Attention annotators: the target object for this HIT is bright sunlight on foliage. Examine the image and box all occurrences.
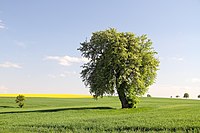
[79,28,159,108]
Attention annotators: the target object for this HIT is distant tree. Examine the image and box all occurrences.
[15,95,25,108]
[183,93,189,98]
[78,28,159,108]
[147,94,151,97]
[198,95,200,98]
[170,96,172,98]
[176,95,180,98]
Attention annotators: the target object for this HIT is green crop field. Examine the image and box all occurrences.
[0,96,200,133]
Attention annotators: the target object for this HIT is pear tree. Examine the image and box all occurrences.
[78,28,159,108]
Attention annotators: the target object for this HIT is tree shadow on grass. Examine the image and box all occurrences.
[0,105,16,108]
[0,106,115,114]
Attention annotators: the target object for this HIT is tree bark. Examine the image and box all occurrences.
[117,82,129,108]
[115,70,130,108]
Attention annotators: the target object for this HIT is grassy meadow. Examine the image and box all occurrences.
[0,96,200,132]
[0,94,92,98]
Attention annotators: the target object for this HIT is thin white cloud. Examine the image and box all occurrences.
[0,85,8,93]
[59,71,77,78]
[191,78,200,83]
[149,82,200,99]
[48,74,57,79]
[0,62,22,69]
[0,20,5,29]
[159,57,184,62]
[149,84,191,98]
[15,41,26,48]
[59,73,66,78]
[48,71,78,79]
[45,55,88,66]
[171,57,184,61]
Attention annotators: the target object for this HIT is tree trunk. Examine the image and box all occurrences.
[117,82,129,108]
[115,71,130,108]
[118,91,129,108]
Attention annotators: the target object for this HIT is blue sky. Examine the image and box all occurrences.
[0,1,200,98]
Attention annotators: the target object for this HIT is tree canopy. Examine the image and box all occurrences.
[78,28,159,108]
[183,93,189,98]
[15,94,25,108]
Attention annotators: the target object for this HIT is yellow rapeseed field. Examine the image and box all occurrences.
[0,94,92,98]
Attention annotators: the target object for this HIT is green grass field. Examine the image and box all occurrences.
[0,96,200,133]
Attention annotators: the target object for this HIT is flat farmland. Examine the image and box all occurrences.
[0,96,200,132]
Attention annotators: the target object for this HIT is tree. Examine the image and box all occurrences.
[78,28,159,108]
[15,95,25,108]
[183,93,189,98]
[147,94,151,97]
[198,95,200,98]
[176,95,180,98]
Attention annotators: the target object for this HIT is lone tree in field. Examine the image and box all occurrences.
[78,28,159,108]
[198,95,200,98]
[183,93,189,98]
[147,94,151,97]
[15,94,25,108]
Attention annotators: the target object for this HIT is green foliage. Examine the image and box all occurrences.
[183,93,189,98]
[15,94,25,108]
[1,97,200,132]
[147,94,151,97]
[78,28,159,108]
[198,95,200,98]
[176,95,180,98]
